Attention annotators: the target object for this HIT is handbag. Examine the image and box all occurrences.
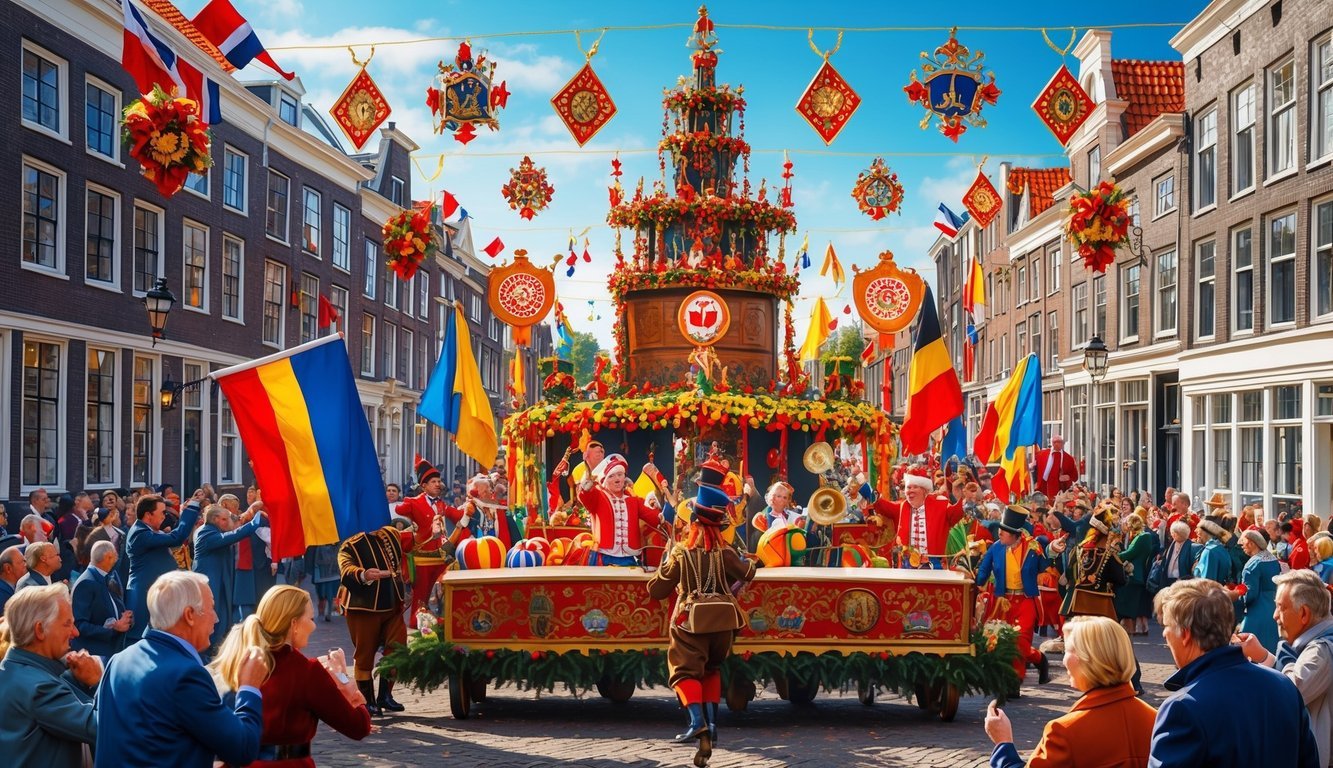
[1069,546,1118,620]
[680,550,744,634]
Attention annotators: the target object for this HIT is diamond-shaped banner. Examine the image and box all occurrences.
[962,170,1003,230]
[551,61,617,147]
[330,67,391,151]
[1032,64,1094,146]
[795,59,861,145]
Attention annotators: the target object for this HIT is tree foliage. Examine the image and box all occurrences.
[566,330,606,386]
[821,326,866,362]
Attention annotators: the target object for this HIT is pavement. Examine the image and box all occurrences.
[303,616,1178,768]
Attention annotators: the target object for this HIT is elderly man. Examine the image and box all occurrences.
[1239,569,1333,767]
[872,466,965,569]
[95,571,264,768]
[1032,435,1079,500]
[20,513,50,545]
[125,495,202,641]
[1149,578,1319,767]
[83,505,127,591]
[0,546,28,616]
[0,583,101,767]
[570,453,665,567]
[71,540,133,657]
[191,502,264,648]
[17,541,61,590]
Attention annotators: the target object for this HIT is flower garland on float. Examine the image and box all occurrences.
[122,86,212,198]
[382,202,437,281]
[1066,180,1131,273]
[608,265,799,304]
[606,192,797,234]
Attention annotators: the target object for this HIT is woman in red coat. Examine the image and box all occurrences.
[212,585,372,766]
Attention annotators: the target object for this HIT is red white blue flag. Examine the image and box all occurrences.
[122,0,223,124]
[191,0,295,80]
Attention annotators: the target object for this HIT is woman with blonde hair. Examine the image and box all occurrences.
[985,616,1157,767]
[211,585,371,766]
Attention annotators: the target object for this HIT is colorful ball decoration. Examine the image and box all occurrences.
[455,536,507,569]
[520,537,551,560]
[546,537,573,566]
[505,547,546,568]
[838,543,871,568]
[755,525,807,568]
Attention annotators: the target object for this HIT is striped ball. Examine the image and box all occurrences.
[456,536,507,569]
[756,526,807,568]
[839,543,871,568]
[546,537,573,566]
[505,547,545,568]
[521,537,552,560]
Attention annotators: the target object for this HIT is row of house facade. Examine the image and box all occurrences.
[891,0,1333,519]
[4,0,548,502]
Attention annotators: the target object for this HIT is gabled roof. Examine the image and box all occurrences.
[1006,166,1072,218]
[140,0,235,72]
[1110,59,1185,138]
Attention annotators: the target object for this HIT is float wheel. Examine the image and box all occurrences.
[448,673,471,719]
[938,683,960,722]
[725,676,756,712]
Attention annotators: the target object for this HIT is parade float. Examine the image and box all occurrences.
[383,8,1019,721]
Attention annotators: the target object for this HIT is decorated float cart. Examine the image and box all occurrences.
[384,8,1019,721]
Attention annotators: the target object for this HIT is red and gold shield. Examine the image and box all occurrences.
[1032,64,1094,146]
[330,67,391,151]
[962,170,1003,230]
[551,61,617,147]
[488,249,556,346]
[852,250,925,336]
[795,59,861,145]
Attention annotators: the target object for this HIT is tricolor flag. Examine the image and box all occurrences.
[420,302,498,469]
[211,336,387,559]
[963,255,986,329]
[191,0,295,80]
[898,284,964,455]
[933,203,966,239]
[122,0,223,125]
[973,354,1044,502]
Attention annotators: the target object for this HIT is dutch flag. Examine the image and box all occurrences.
[122,0,223,125]
[933,203,966,239]
[191,0,295,81]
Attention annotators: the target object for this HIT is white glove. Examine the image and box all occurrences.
[458,514,471,527]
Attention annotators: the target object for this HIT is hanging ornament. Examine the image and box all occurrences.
[780,149,795,208]
[330,47,391,151]
[551,31,616,146]
[500,156,555,220]
[1032,64,1094,146]
[903,27,1000,142]
[850,157,905,220]
[795,31,861,145]
[962,167,1003,230]
[488,249,556,346]
[851,249,926,344]
[426,40,508,145]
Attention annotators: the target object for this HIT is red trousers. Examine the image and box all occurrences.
[1001,594,1043,684]
[408,561,446,628]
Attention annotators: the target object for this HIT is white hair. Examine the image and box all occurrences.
[1170,520,1191,540]
[218,493,240,509]
[148,571,209,630]
[24,541,54,569]
[5,584,68,648]
[466,474,491,495]
[205,503,230,525]
[764,482,793,507]
[20,514,44,536]
[90,540,116,567]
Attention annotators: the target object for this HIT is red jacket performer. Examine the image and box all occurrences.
[397,455,464,628]
[569,453,665,566]
[1032,435,1079,500]
[872,466,965,568]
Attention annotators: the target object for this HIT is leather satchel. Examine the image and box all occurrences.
[680,550,745,633]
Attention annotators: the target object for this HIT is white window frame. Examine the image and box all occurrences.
[1268,210,1298,328]
[1048,249,1061,295]
[384,264,398,310]
[329,285,349,336]
[182,170,209,200]
[1153,173,1176,219]
[266,170,290,244]
[383,323,397,380]
[20,337,67,493]
[20,40,68,142]
[1194,107,1217,212]
[1016,265,1028,306]
[1267,57,1296,179]
[299,272,320,343]
[278,89,300,126]
[332,203,351,272]
[262,260,287,349]
[130,355,159,487]
[1316,34,1333,163]
[222,145,248,214]
[418,272,430,320]
[84,346,119,488]
[84,182,121,291]
[1047,311,1059,372]
[1087,145,1101,186]
[390,176,406,207]
[132,201,164,297]
[403,270,415,317]
[181,219,210,314]
[84,74,121,164]
[221,234,244,323]
[1196,240,1217,341]
[1072,281,1089,348]
[360,313,376,377]
[1232,81,1256,196]
[218,392,241,485]
[21,156,68,277]
[1155,248,1178,338]
[1121,263,1140,343]
[402,328,414,386]
[363,239,378,298]
[470,294,482,322]
[1315,196,1333,322]
[1233,225,1256,335]
[302,186,321,257]
[1093,275,1107,338]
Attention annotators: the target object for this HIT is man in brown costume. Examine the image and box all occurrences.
[648,454,758,766]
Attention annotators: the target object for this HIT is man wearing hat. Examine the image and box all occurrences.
[871,466,965,569]
[975,505,1050,694]
[1194,515,1234,583]
[397,455,466,627]
[571,453,666,566]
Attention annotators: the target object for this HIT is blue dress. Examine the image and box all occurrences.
[1193,539,1231,583]
[1236,553,1280,652]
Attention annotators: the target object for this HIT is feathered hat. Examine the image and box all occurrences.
[414,454,440,485]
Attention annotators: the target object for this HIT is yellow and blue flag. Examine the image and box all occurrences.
[421,302,498,471]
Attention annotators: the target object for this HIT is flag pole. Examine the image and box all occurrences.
[208,332,344,380]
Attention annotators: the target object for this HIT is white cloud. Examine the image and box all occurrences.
[257,0,303,22]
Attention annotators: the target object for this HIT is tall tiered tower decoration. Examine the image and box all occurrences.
[607,6,800,390]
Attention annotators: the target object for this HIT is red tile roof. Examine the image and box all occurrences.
[1111,59,1185,138]
[140,0,235,73]
[1006,166,1072,218]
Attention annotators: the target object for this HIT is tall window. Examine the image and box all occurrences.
[1154,174,1175,217]
[363,240,378,298]
[1121,264,1140,340]
[1268,59,1296,176]
[1233,82,1256,193]
[1016,266,1027,307]
[1195,109,1216,209]
[299,273,319,343]
[390,176,405,207]
[22,160,62,271]
[401,328,414,384]
[403,270,415,317]
[278,91,299,126]
[131,356,153,485]
[1212,394,1233,492]
[329,286,349,335]
[302,187,321,255]
[1048,250,1061,294]
[1087,146,1101,186]
[182,222,208,310]
[1272,385,1302,518]
[1156,250,1178,335]
[383,324,397,379]
[470,294,482,322]
[219,394,240,484]
[418,273,430,320]
[133,204,162,294]
[21,44,63,136]
[222,236,243,320]
[1239,390,1263,509]
[86,348,115,484]
[332,203,351,271]
[1317,200,1333,318]
[1030,261,1040,301]
[1029,313,1042,370]
[1093,276,1107,337]
[1072,282,1089,346]
[1048,312,1059,371]
[1234,227,1254,332]
[1016,321,1027,358]
[360,314,376,376]
[1318,37,1333,160]
[384,265,398,309]
[266,171,289,241]
[262,261,286,347]
[1196,241,1216,339]
[85,187,117,284]
[23,341,61,486]
[223,148,246,212]
[85,79,118,160]
[1269,212,1297,325]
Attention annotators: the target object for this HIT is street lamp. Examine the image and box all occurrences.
[160,373,180,412]
[143,278,177,345]
[1084,334,1111,490]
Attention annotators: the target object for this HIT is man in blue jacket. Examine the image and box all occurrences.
[191,503,264,648]
[71,540,133,657]
[1150,578,1320,767]
[975,505,1050,697]
[125,495,201,640]
[94,570,265,768]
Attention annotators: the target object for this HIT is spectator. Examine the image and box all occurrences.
[245,486,278,608]
[1116,513,1155,636]
[192,503,265,649]
[1227,528,1281,653]
[307,544,341,622]
[986,616,1156,767]
[1288,520,1313,571]
[224,492,268,623]
[1313,538,1333,585]
[1193,517,1232,583]
[54,495,82,544]
[1151,521,1196,594]
[210,585,371,766]
[17,542,61,590]
[0,546,28,616]
[27,488,51,522]
[20,513,50,544]
[125,495,202,641]
[1149,578,1319,767]
[0,584,100,767]
[71,540,133,657]
[94,571,265,768]
[82,506,127,591]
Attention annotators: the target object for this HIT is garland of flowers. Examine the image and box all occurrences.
[382,202,437,281]
[608,193,797,235]
[659,132,750,157]
[608,265,799,304]
[662,87,746,115]
[1066,180,1131,273]
[122,86,212,198]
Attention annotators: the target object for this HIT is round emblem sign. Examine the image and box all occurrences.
[851,250,925,335]
[677,290,730,346]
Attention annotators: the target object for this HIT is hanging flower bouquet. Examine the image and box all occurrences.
[1066,181,1131,273]
[382,202,436,281]
[122,86,212,198]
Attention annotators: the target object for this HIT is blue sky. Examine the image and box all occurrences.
[176,0,1206,351]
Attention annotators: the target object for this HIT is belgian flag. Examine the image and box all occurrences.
[898,284,964,456]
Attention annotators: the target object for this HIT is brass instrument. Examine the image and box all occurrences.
[807,486,848,527]
[802,441,836,475]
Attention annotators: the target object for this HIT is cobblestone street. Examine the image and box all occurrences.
[305,619,1176,768]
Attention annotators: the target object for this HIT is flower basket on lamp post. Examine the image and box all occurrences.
[1065,181,1131,273]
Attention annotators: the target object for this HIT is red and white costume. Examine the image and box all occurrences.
[577,455,663,561]
[872,469,964,564]
[1032,446,1079,500]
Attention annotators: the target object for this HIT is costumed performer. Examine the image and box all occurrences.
[749,481,812,562]
[871,466,965,569]
[397,455,463,627]
[647,454,758,768]
[569,440,606,496]
[454,473,520,549]
[561,453,666,566]
[975,505,1050,696]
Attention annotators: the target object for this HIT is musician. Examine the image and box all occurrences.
[749,481,811,553]
[871,466,966,569]
[975,505,1051,696]
[396,455,462,627]
[454,473,520,549]
[564,453,666,566]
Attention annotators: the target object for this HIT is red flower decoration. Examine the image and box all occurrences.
[122,86,212,198]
